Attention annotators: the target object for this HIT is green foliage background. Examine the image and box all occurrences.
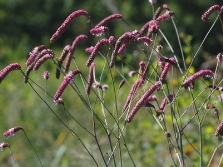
[0,0,223,166]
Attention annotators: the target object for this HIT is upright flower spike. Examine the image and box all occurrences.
[64,35,88,73]
[201,5,220,21]
[94,14,123,27]
[50,10,90,43]
[56,45,71,79]
[54,69,81,102]
[215,120,223,136]
[181,69,214,89]
[25,45,47,67]
[122,78,144,112]
[3,126,23,138]
[86,63,95,95]
[0,63,21,83]
[0,142,10,151]
[127,81,162,123]
[86,38,110,67]
[153,4,170,20]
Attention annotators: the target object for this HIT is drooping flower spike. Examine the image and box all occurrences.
[50,10,89,43]
[54,69,81,102]
[86,63,95,95]
[25,45,47,67]
[90,26,109,36]
[215,120,223,136]
[153,4,170,20]
[160,57,175,83]
[56,45,71,79]
[64,35,88,73]
[181,69,214,89]
[201,5,220,21]
[118,79,126,89]
[0,63,21,83]
[156,11,174,22]
[3,126,23,138]
[86,38,110,67]
[33,50,55,70]
[159,94,175,111]
[0,142,10,151]
[122,78,144,112]
[94,14,123,27]
[127,81,162,123]
[109,32,134,68]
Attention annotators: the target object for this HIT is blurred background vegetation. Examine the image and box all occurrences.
[0,0,223,166]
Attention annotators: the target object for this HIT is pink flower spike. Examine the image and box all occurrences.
[54,69,81,101]
[33,50,55,70]
[181,69,214,89]
[117,37,132,54]
[118,79,126,89]
[108,36,115,44]
[153,4,170,20]
[86,38,110,67]
[156,11,174,21]
[43,71,50,80]
[127,81,161,122]
[137,37,152,46]
[122,78,144,112]
[26,45,47,67]
[128,71,137,77]
[95,14,122,27]
[90,26,109,36]
[3,126,23,138]
[50,10,89,43]
[160,57,175,83]
[85,46,94,53]
[0,142,10,151]
[0,63,21,83]
[86,63,95,95]
[215,120,223,136]
[159,94,175,111]
[202,5,220,21]
[148,20,159,36]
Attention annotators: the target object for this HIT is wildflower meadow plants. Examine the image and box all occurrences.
[1,2,223,167]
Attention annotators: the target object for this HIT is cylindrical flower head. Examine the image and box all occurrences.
[90,26,109,36]
[153,4,170,20]
[56,45,71,79]
[148,20,159,36]
[156,11,174,21]
[0,63,21,83]
[201,5,220,21]
[137,37,152,46]
[181,69,214,89]
[54,69,81,101]
[110,32,133,68]
[64,35,88,73]
[118,79,126,89]
[215,120,223,136]
[50,10,89,43]
[0,142,10,151]
[95,14,122,27]
[216,53,223,63]
[26,45,47,67]
[122,78,144,112]
[160,57,175,83]
[85,46,94,53]
[127,81,162,123]
[33,50,55,70]
[3,126,23,138]
[117,37,133,54]
[86,38,110,67]
[159,94,175,111]
[86,63,95,95]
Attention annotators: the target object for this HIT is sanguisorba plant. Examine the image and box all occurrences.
[1,1,223,166]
